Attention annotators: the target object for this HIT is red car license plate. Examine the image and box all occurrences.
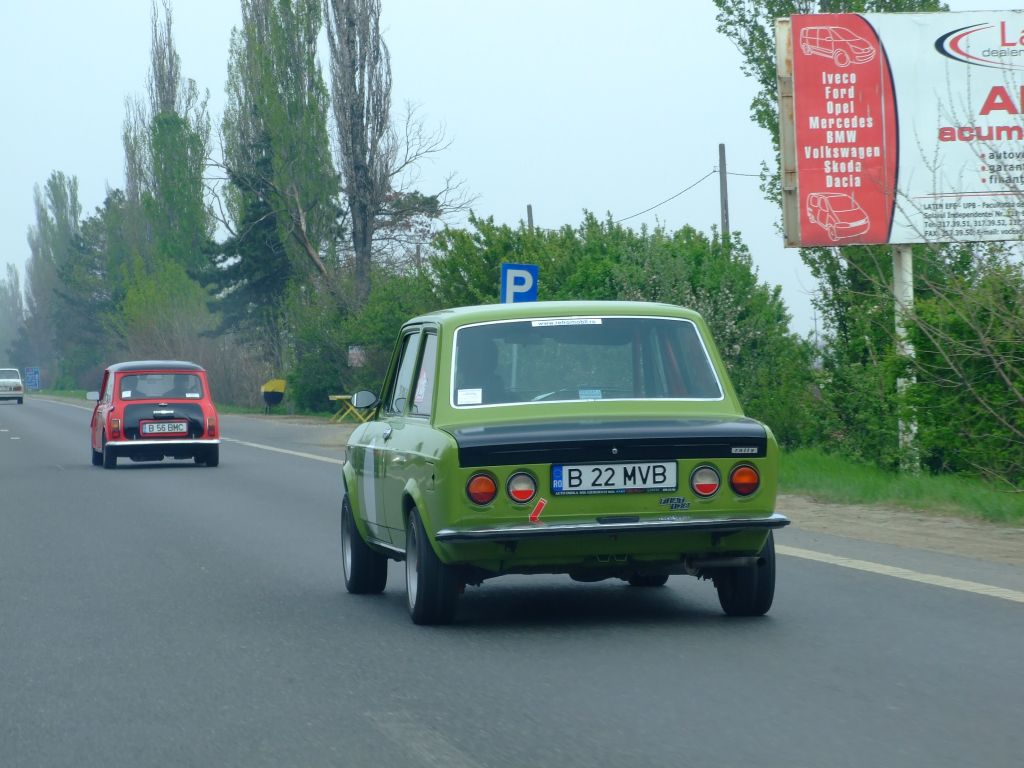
[141,421,188,436]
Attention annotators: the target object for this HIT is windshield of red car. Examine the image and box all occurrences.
[451,315,723,407]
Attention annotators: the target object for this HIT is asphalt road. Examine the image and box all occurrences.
[2,397,1023,768]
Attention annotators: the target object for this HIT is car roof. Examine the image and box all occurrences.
[404,301,704,330]
[106,360,206,373]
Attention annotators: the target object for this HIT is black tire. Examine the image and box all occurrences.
[204,445,219,468]
[714,531,776,617]
[91,444,102,466]
[628,573,669,588]
[341,496,387,594]
[102,434,117,469]
[405,507,459,625]
[17,397,23,404]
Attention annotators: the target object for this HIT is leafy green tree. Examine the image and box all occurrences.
[908,254,1024,486]
[430,213,818,446]
[286,266,437,410]
[0,265,25,361]
[117,1,217,359]
[16,172,82,384]
[215,0,342,371]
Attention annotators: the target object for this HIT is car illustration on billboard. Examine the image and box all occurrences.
[806,192,871,241]
[799,25,877,67]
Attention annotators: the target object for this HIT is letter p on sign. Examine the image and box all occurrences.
[500,263,539,303]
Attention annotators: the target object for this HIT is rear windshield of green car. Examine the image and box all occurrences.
[451,316,723,407]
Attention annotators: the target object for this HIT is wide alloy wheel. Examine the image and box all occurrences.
[341,496,387,594]
[102,434,117,469]
[714,531,776,617]
[405,507,459,625]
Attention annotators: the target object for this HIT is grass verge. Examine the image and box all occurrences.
[780,447,1024,525]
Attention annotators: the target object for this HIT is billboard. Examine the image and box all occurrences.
[777,11,1024,246]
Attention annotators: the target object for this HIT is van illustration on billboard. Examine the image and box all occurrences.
[800,26,876,67]
[806,192,870,241]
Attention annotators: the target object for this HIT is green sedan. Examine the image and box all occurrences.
[341,301,789,624]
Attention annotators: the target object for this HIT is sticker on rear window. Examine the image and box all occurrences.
[457,388,482,405]
[531,318,602,327]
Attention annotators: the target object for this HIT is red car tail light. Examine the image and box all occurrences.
[466,473,498,505]
[729,464,760,496]
[690,465,721,497]
[506,472,537,503]
[206,417,217,438]
[110,418,122,439]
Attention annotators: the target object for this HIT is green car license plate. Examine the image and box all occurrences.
[551,461,677,495]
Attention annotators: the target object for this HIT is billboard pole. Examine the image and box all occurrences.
[892,244,918,470]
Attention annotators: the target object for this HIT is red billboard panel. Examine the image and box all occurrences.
[791,15,898,246]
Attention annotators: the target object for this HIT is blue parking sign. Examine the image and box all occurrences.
[500,263,539,303]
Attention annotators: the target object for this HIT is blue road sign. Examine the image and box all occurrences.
[24,367,40,390]
[500,263,539,303]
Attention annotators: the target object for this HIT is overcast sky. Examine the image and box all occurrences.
[0,0,1010,337]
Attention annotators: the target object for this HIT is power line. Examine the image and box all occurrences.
[616,170,716,222]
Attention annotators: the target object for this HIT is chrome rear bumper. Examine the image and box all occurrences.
[435,512,790,542]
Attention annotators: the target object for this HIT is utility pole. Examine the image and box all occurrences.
[719,143,730,248]
[527,204,534,234]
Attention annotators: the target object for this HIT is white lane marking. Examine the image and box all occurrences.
[10,436,20,440]
[220,436,345,465]
[778,544,1024,605]
[34,397,93,411]
[33,398,346,466]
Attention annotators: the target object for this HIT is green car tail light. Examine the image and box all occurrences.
[729,464,760,496]
[690,465,721,497]
[506,472,537,504]
[467,473,498,505]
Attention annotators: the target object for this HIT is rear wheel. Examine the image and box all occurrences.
[204,445,219,467]
[91,443,102,466]
[102,434,117,469]
[341,496,387,594]
[16,397,23,404]
[406,507,459,625]
[714,531,776,617]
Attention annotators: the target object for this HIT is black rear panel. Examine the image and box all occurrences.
[123,403,205,440]
[451,418,768,467]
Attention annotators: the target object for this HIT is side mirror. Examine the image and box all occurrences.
[86,391,100,401]
[351,390,380,409]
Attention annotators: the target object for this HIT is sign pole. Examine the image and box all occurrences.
[892,244,918,469]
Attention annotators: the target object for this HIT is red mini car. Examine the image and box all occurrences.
[88,361,220,469]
